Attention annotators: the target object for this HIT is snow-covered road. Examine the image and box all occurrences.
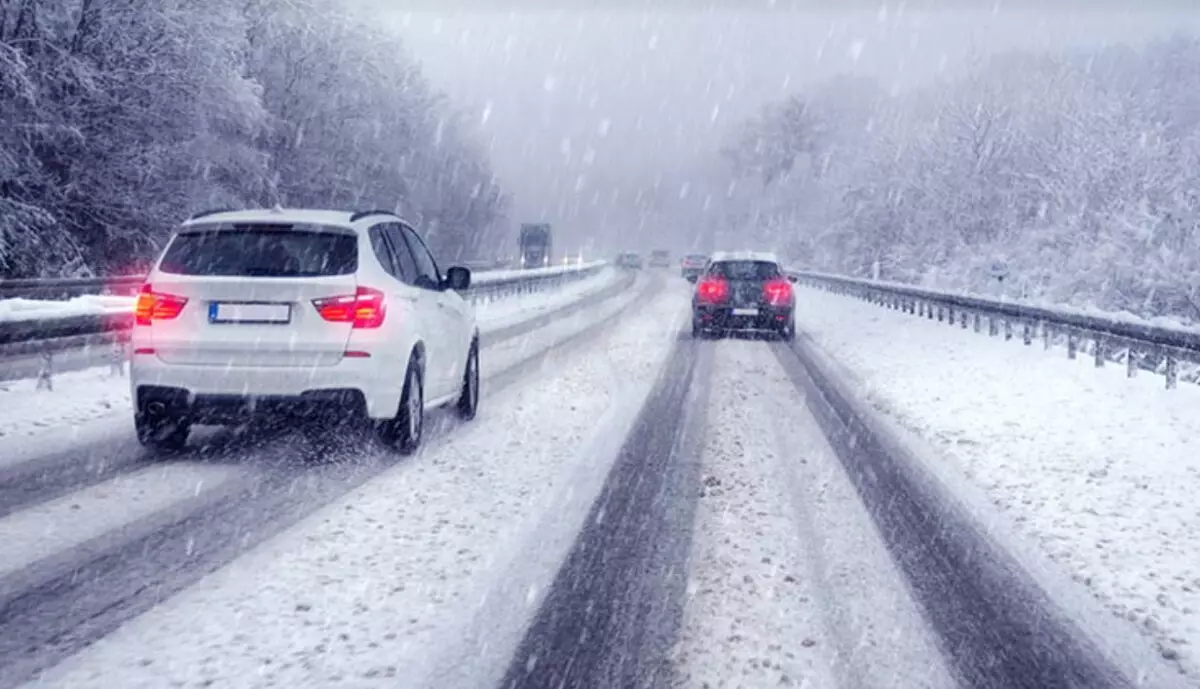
[25,281,689,689]
[4,271,1185,689]
[670,340,955,689]
[0,270,646,688]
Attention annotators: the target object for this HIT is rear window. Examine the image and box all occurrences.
[158,227,358,277]
[685,254,708,261]
[708,260,781,280]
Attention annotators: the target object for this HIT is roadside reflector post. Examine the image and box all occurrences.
[36,350,53,391]
[110,339,126,377]
[1043,322,1052,350]
[1166,355,1178,390]
[1094,335,1105,368]
[1067,331,1078,360]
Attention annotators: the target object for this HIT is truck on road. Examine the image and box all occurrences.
[519,223,552,268]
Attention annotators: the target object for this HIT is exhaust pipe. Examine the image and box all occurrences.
[146,401,167,416]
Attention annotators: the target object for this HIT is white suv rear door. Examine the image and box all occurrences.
[379,223,449,399]
[144,224,359,367]
[401,225,471,397]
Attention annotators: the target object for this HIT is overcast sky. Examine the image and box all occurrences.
[371,1,1200,253]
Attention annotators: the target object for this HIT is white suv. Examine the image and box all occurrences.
[130,208,480,454]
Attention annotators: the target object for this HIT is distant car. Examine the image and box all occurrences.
[690,251,796,340]
[680,253,708,279]
[616,252,644,269]
[649,250,671,267]
[130,207,480,454]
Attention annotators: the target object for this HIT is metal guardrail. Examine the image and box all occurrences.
[0,262,608,386]
[791,270,1200,390]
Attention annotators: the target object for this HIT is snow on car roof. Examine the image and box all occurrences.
[709,250,780,264]
[180,208,411,231]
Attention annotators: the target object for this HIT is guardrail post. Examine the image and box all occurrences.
[1004,319,1013,341]
[927,302,935,320]
[110,340,125,377]
[960,310,968,328]
[988,316,999,337]
[1093,336,1105,368]
[1067,331,1078,360]
[1126,348,1139,378]
[973,313,982,333]
[1166,355,1178,389]
[1043,322,1051,350]
[1023,322,1033,345]
[36,350,53,391]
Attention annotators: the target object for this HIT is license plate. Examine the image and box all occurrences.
[209,302,291,324]
[732,307,759,316]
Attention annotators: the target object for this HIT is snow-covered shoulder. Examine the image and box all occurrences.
[795,285,1200,679]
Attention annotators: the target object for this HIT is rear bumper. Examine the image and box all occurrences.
[130,355,401,422]
[694,305,793,331]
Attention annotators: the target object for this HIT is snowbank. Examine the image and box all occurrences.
[795,286,1200,677]
[0,295,135,324]
[471,259,605,283]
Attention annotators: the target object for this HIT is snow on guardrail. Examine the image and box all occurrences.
[791,269,1200,389]
[0,261,605,326]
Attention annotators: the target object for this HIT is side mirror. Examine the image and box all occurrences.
[444,266,471,291]
[787,275,798,283]
[686,274,698,284]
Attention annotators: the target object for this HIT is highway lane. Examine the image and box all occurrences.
[0,274,652,689]
[503,333,955,689]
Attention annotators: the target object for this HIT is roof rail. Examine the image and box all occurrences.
[188,207,235,220]
[349,209,397,223]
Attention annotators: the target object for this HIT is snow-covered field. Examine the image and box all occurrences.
[0,267,625,450]
[670,341,954,689]
[795,286,1200,677]
[26,284,688,689]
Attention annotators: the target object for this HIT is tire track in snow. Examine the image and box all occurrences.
[501,325,712,689]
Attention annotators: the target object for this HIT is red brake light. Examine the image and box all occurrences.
[763,278,793,306]
[135,284,188,325]
[313,287,386,329]
[696,277,729,304]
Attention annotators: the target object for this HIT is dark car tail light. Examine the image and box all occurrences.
[696,276,730,304]
[313,287,386,329]
[763,278,793,306]
[135,284,189,326]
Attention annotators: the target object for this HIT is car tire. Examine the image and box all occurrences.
[692,318,703,338]
[135,412,190,453]
[456,340,480,420]
[781,321,796,342]
[379,357,423,455]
